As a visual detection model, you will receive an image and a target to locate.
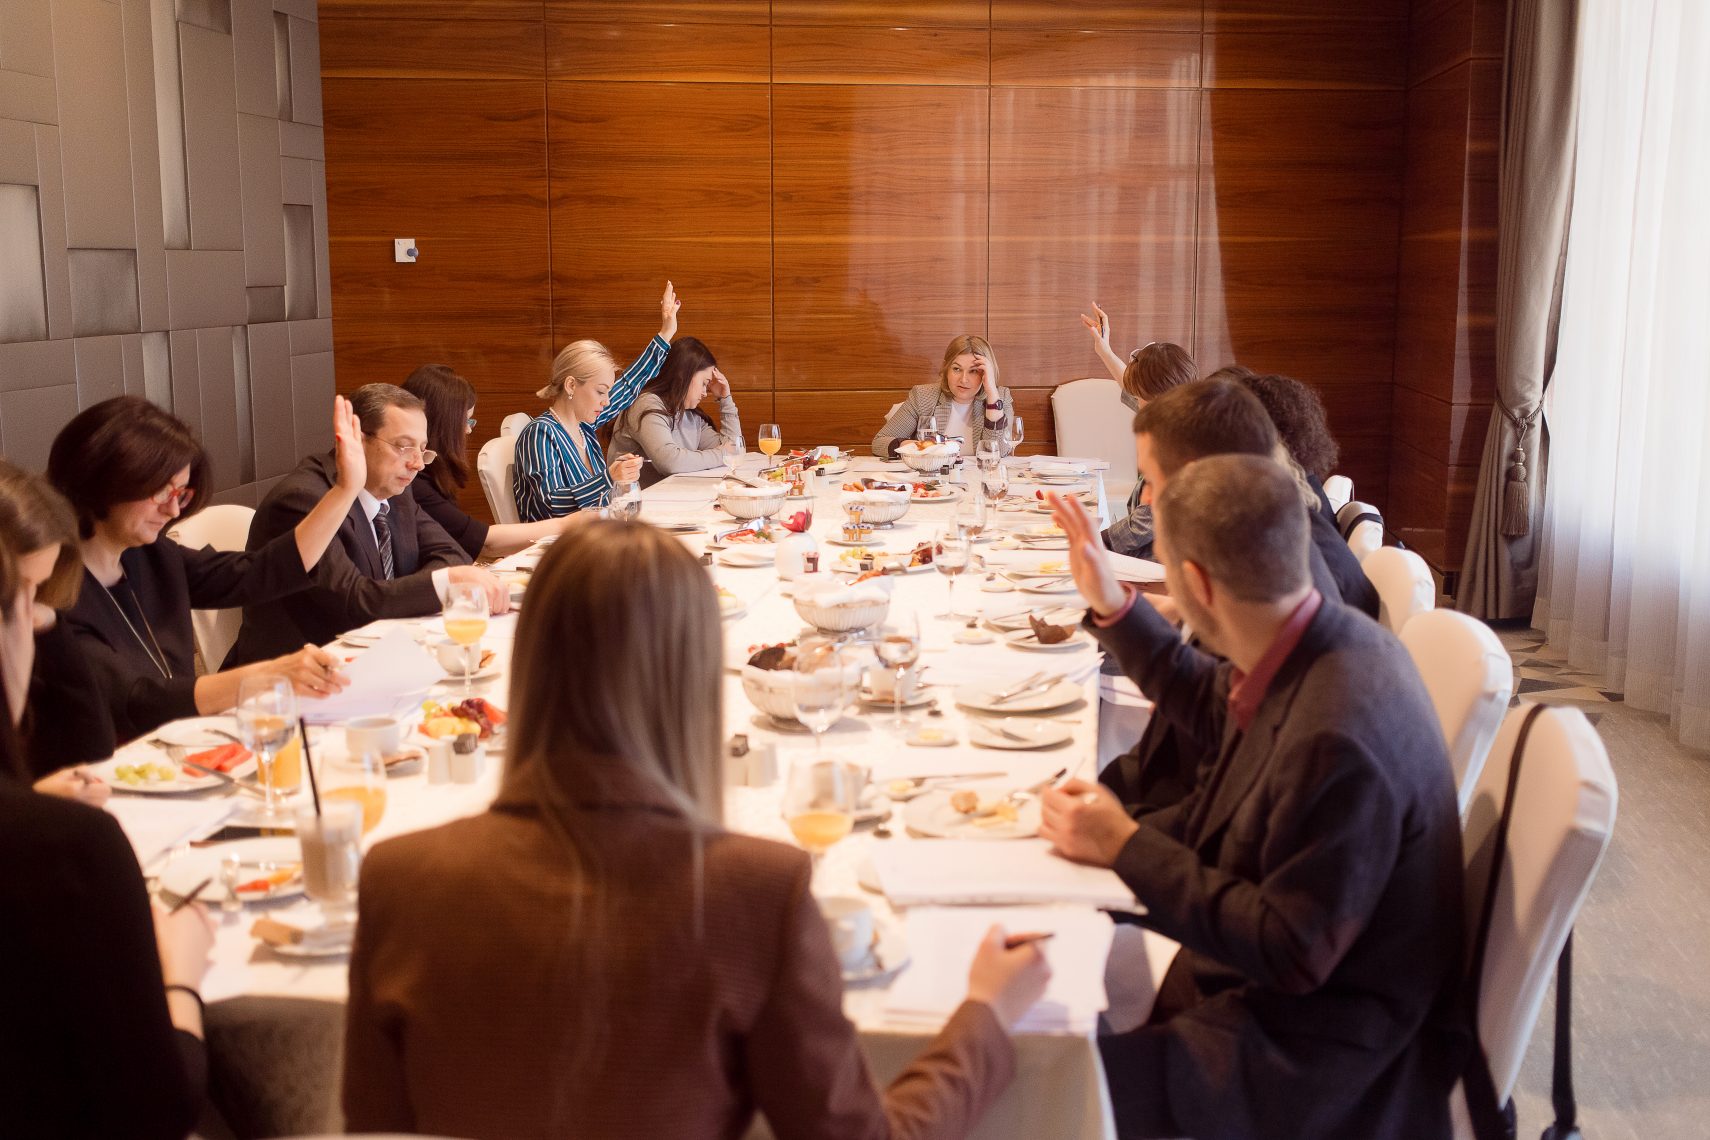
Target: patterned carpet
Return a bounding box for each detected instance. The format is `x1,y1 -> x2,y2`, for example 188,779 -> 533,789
1498,625 -> 1626,722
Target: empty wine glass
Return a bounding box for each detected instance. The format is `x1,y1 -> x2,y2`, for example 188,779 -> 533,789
1005,415 -> 1025,454
790,636 -> 851,759
236,674 -> 297,823
935,530 -> 972,620
873,612 -> 922,728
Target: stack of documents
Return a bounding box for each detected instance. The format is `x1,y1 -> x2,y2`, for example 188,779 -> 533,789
870,839 -> 1136,910
884,906 -> 1117,1034
107,798 -> 235,867
303,629 -> 441,724
1104,551 -> 1166,583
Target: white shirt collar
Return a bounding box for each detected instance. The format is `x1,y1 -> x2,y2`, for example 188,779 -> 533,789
357,489 -> 385,522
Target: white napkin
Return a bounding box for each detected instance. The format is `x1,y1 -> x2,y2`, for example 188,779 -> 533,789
792,575 -> 890,607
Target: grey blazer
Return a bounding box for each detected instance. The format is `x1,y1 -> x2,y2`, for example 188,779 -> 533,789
871,383 -> 1012,459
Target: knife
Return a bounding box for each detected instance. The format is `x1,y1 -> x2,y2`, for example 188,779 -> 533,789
989,673 -> 1065,706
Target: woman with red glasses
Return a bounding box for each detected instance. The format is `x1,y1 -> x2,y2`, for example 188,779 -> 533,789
47,395 -> 366,742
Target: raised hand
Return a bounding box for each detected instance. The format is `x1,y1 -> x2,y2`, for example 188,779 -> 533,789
332,395 -> 366,494
659,280 -> 681,342
1079,302 -> 1111,349
1046,492 -> 1126,617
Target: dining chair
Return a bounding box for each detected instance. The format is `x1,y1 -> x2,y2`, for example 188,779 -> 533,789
1361,546 -> 1435,634
166,504 -> 255,671
1400,609 -> 1513,812
499,412 -> 531,438
1051,378 -> 1138,506
476,435 -> 521,525
1321,473 -> 1354,514
1336,499 -> 1385,563
1450,703 -> 1617,1140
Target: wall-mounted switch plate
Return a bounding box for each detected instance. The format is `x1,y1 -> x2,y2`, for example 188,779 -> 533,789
394,239 -> 418,263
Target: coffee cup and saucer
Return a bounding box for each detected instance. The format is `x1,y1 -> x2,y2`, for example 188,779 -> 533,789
820,896 -> 910,985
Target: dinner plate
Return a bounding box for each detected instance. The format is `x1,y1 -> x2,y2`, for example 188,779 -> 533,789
266,932 -> 354,959
1012,576 -> 1077,594
1027,473 -> 1090,486
718,546 -> 775,568
434,667 -> 502,685
159,838 -> 305,906
968,717 -> 1075,751
824,535 -> 884,548
910,489 -> 961,503
1003,628 -> 1094,653
954,680 -> 1083,714
717,592 -> 746,620
902,784 -> 1042,840
984,604 -> 1086,632
338,630 -> 382,648
152,716 -> 243,749
94,746 -> 228,795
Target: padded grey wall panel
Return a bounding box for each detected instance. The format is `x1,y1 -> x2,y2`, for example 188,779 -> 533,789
148,0 -> 190,250
0,382 -> 77,469
277,118 -> 320,161
271,0 -> 316,22
279,155 -> 311,205
120,0 -> 170,333
167,326 -> 198,433
120,332 -> 146,397
282,202 -> 313,321
0,183 -> 48,343
290,349 -> 332,459
237,112 -> 285,286
175,0 -> 231,35
166,248 -> 245,328
0,119 -> 37,183
246,320 -> 292,478
73,334 -> 125,408
310,160 -> 328,318
246,285 -> 284,324
0,71 -> 57,124
271,12 -> 290,121
230,324 -> 252,481
1,0 -> 57,78
68,248 -> 142,337
140,329 -> 170,407
196,324 -> 239,486
31,124 -> 71,338
288,316 -> 330,357
230,0 -> 274,117
285,15 -> 319,127
52,0 -> 137,249
178,23 -> 242,251
0,337 -> 74,393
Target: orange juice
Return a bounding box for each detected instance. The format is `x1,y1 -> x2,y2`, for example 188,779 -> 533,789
443,617 -> 487,646
757,437 -> 783,457
263,732 -> 302,793
787,810 -> 853,854
323,784 -> 387,834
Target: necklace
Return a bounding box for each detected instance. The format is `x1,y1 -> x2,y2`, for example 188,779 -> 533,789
98,578 -> 173,680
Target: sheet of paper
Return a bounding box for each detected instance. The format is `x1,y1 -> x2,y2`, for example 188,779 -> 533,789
871,838 -> 1137,910
107,797 -> 236,868
300,629 -> 442,725
1105,551 -> 1166,583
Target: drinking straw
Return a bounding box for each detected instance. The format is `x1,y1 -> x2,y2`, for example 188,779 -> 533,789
299,717 -> 322,816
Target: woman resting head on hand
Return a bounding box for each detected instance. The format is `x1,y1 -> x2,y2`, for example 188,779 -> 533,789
871,333 -> 1015,459
608,336 -> 742,485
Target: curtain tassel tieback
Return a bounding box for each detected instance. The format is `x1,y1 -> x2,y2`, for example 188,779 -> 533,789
1498,398 -> 1544,538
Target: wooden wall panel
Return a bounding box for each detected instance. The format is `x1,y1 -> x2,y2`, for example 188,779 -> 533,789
545,22 -> 771,82
319,18 -> 544,79
991,1 -> 1200,32
772,26 -> 989,85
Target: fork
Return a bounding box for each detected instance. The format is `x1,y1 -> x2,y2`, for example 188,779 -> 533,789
989,673 -> 1064,705
988,670 -> 1045,701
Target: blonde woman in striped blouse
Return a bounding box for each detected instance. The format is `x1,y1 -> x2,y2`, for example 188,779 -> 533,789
871,334 -> 1014,459
513,284 -> 679,521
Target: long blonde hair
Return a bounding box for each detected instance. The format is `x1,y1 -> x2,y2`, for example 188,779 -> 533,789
936,333 -> 999,395
537,339 -> 616,403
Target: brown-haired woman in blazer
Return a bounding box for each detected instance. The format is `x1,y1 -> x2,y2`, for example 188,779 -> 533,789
345,520 -> 1051,1139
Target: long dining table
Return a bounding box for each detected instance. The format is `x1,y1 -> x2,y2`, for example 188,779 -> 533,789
112,451 -> 1179,1140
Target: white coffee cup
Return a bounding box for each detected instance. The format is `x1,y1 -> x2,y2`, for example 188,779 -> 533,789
867,665 -> 919,702
344,716 -> 401,759
432,638 -> 486,677
819,896 -> 875,972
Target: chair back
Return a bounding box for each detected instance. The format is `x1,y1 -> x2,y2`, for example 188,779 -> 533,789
166,504 -> 255,671
477,435 -> 521,525
499,412 -> 531,438
1400,610 -> 1513,811
1322,473 -> 1353,513
1336,499 -> 1386,562
1450,705 -> 1616,1136
1051,379 -> 1138,502
1362,545 -> 1435,634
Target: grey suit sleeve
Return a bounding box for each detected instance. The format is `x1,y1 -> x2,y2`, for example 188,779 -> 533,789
873,387 -> 931,459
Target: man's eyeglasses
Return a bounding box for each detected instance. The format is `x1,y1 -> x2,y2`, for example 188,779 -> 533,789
149,484 -> 195,510
366,433 -> 437,466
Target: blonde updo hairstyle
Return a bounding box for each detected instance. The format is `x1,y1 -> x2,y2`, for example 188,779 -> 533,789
936,334 -> 999,395
538,339 -> 617,403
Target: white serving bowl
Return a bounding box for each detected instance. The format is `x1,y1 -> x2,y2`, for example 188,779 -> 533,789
717,482 -> 788,520
839,489 -> 911,526
792,576 -> 893,634
740,658 -> 868,722
898,439 -> 962,473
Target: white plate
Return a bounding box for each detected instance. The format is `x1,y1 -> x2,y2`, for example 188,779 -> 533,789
434,667 -> 502,684
902,784 -> 1042,840
159,838 -> 304,905
94,747 -> 227,795
856,685 -> 934,709
985,605 -> 1086,632
152,717 -> 243,749
910,490 -> 961,503
717,593 -> 747,620
954,680 -> 1083,714
1017,577 -> 1077,595
718,546 -> 775,568
824,535 -> 883,548
1028,473 -> 1090,486
267,933 -> 354,959
1003,628 -> 1093,652
968,717 -> 1075,750
338,631 -> 382,648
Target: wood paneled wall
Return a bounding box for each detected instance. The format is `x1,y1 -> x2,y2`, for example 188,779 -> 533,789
1391,0 -> 1506,573
321,1 -> 1415,524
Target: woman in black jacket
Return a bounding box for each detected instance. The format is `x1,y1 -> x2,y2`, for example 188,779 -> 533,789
48,395 -> 364,743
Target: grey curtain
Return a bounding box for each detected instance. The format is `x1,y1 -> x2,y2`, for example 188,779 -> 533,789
1458,0 -> 1581,620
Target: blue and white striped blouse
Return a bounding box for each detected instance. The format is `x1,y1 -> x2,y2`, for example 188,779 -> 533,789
512,334 -> 670,521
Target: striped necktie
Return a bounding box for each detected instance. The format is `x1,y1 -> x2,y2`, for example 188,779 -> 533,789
373,501 -> 395,580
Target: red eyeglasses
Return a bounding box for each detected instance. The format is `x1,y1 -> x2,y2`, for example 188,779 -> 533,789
149,484 -> 195,510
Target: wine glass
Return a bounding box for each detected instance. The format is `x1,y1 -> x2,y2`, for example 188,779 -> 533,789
758,423 -> 782,469
782,759 -> 863,881
443,582 -> 489,696
610,478 -> 643,521
976,438 -> 1002,466
873,613 -> 922,728
790,636 -> 850,759
935,530 -> 972,620
236,674 -> 297,823
719,436 -> 744,469
1005,415 -> 1025,454
964,483 -> 987,540
980,457 -> 1008,502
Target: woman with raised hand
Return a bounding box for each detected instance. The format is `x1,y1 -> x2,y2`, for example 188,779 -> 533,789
402,364 -> 588,559
607,335 -> 743,487
48,394 -> 363,743
345,519 -> 1050,1139
0,467 -> 215,1140
513,282 -> 679,520
872,334 -> 1014,459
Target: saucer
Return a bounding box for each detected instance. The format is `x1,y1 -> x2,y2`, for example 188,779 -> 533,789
842,924 -> 911,986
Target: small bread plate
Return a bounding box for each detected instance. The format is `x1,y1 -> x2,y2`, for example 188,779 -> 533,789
902,782 -> 1042,840
1011,575 -> 1078,595
954,680 -> 1083,714
152,716 -> 243,750
1003,628 -> 1094,653
434,666 -> 502,685
856,684 -> 935,710
968,717 -> 1074,751
716,589 -> 746,620
159,838 -> 304,906
337,630 -> 383,648
717,546 -> 776,568
984,604 -> 1085,633
909,487 -> 961,503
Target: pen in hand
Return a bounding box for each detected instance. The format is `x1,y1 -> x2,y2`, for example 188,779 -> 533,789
1003,932 -> 1055,950
167,877 -> 212,915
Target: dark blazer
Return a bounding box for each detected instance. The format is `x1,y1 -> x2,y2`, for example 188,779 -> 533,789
0,783 -> 206,1139
25,621 -> 116,776
345,786 -> 1015,1139
1089,597 -> 1465,1140
60,531 -> 309,743
1310,506 -> 1380,619
410,474 -> 488,561
229,454 -> 469,664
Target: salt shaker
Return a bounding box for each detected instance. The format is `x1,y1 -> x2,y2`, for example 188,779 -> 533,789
425,737 -> 453,784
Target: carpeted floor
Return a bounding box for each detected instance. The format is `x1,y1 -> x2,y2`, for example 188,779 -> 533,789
1494,626 -> 1710,1140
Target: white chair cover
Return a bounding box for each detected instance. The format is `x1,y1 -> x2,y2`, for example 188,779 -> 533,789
1322,473 -> 1353,513
1362,546 -> 1435,634
1400,609 -> 1514,812
1336,499 -> 1385,563
167,504 -> 255,671
1051,378 -> 1138,505
499,412 -> 530,438
477,435 -> 521,525
1450,705 -> 1617,1136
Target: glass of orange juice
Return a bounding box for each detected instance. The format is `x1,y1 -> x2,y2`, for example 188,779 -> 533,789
263,729 -> 303,795
757,423 -> 782,469
782,759 -> 863,881
442,582 -> 489,696
321,750 -> 387,836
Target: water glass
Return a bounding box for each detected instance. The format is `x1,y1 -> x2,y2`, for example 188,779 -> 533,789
790,637 -> 851,759
236,674 -> 297,823
873,613 -> 922,728
935,531 -> 972,620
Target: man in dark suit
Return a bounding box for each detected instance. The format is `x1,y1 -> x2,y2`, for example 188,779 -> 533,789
1042,456 -> 1465,1140
228,384 -> 507,664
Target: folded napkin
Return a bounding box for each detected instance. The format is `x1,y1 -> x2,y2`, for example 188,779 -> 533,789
793,575 -> 890,607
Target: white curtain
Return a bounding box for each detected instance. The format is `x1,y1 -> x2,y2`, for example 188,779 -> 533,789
1536,0 -> 1710,748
